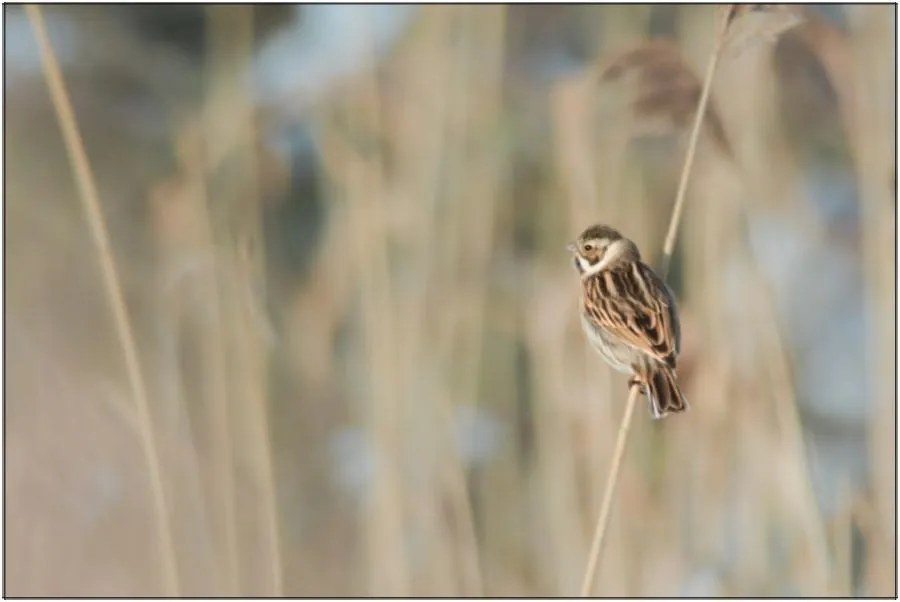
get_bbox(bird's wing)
[583,262,679,366]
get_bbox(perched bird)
[568,224,688,418]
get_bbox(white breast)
[580,313,636,374]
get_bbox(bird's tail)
[637,364,688,419]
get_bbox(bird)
[567,224,688,418]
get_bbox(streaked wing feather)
[584,263,678,364]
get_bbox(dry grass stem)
[581,7,730,596]
[661,7,730,275]
[202,7,284,594]
[579,384,640,596]
[848,9,895,595]
[741,233,831,590]
[24,4,180,595]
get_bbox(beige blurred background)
[5,4,896,597]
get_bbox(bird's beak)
[566,242,576,253]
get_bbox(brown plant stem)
[25,4,180,596]
[733,210,831,592]
[580,7,730,596]
[579,383,640,597]
[661,8,730,277]
[202,6,284,594]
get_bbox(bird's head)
[567,224,639,276]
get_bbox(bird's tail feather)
[639,365,688,419]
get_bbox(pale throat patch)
[575,254,592,273]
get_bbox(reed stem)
[579,384,640,596]
[580,7,729,596]
[661,8,729,276]
[25,5,180,595]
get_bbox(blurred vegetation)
[5,4,895,596]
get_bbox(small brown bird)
[568,224,688,418]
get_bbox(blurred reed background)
[4,4,895,597]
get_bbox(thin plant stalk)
[390,9,460,592]
[25,4,180,595]
[660,7,730,276]
[321,50,410,593]
[738,224,832,591]
[202,6,283,594]
[434,7,506,593]
[848,8,895,595]
[579,384,639,596]
[580,7,730,596]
